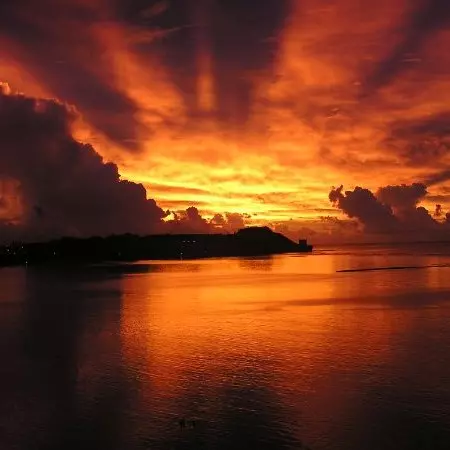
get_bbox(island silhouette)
[0,227,313,267]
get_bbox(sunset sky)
[1,0,450,243]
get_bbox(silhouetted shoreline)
[0,227,313,267]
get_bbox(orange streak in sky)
[194,0,215,112]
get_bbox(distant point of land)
[0,227,313,267]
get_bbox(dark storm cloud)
[362,0,450,95]
[375,184,437,231]
[376,183,427,210]
[330,183,443,237]
[329,185,398,233]
[0,0,142,149]
[0,85,166,240]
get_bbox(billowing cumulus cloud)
[376,183,427,212]
[165,206,212,234]
[376,183,439,230]
[329,182,447,240]
[164,208,247,234]
[329,186,397,234]
[0,84,167,241]
[210,212,246,232]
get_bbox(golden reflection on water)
[118,253,450,448]
[3,252,450,449]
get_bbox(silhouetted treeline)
[0,227,312,267]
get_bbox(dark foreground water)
[2,244,450,449]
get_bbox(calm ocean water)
[2,244,450,449]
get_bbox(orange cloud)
[1,0,450,242]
